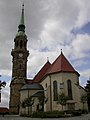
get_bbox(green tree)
[57,93,68,111]
[22,96,34,116]
[85,79,90,111]
[38,92,48,111]
[0,81,6,88]
[80,94,87,110]
[0,78,6,102]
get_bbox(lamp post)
[0,75,6,102]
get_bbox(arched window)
[24,41,26,48]
[19,64,22,69]
[53,81,58,101]
[67,80,73,100]
[15,41,18,47]
[15,41,16,47]
[20,40,22,48]
[45,83,47,88]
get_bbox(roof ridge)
[33,61,51,83]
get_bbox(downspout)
[49,75,52,111]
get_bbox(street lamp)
[0,75,6,102]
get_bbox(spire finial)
[61,49,63,54]
[22,2,24,8]
[20,3,24,25]
[47,57,49,62]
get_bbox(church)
[9,5,88,115]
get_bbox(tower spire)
[20,3,24,25]
[18,3,25,32]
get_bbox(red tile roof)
[26,79,33,84]
[33,61,51,83]
[27,52,79,83]
[48,52,79,76]
[0,107,9,113]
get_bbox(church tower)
[9,4,29,114]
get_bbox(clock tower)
[9,4,29,114]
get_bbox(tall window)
[19,64,22,69]
[24,41,26,48]
[67,80,73,100]
[53,81,58,101]
[20,40,22,48]
[15,41,18,47]
[45,83,47,88]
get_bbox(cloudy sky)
[0,0,90,108]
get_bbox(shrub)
[72,110,82,116]
[64,110,82,117]
[32,111,45,118]
[81,109,88,114]
[31,111,65,118]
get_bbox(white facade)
[41,72,88,111]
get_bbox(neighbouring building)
[0,107,9,115]
[9,4,88,115]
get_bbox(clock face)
[19,53,23,57]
